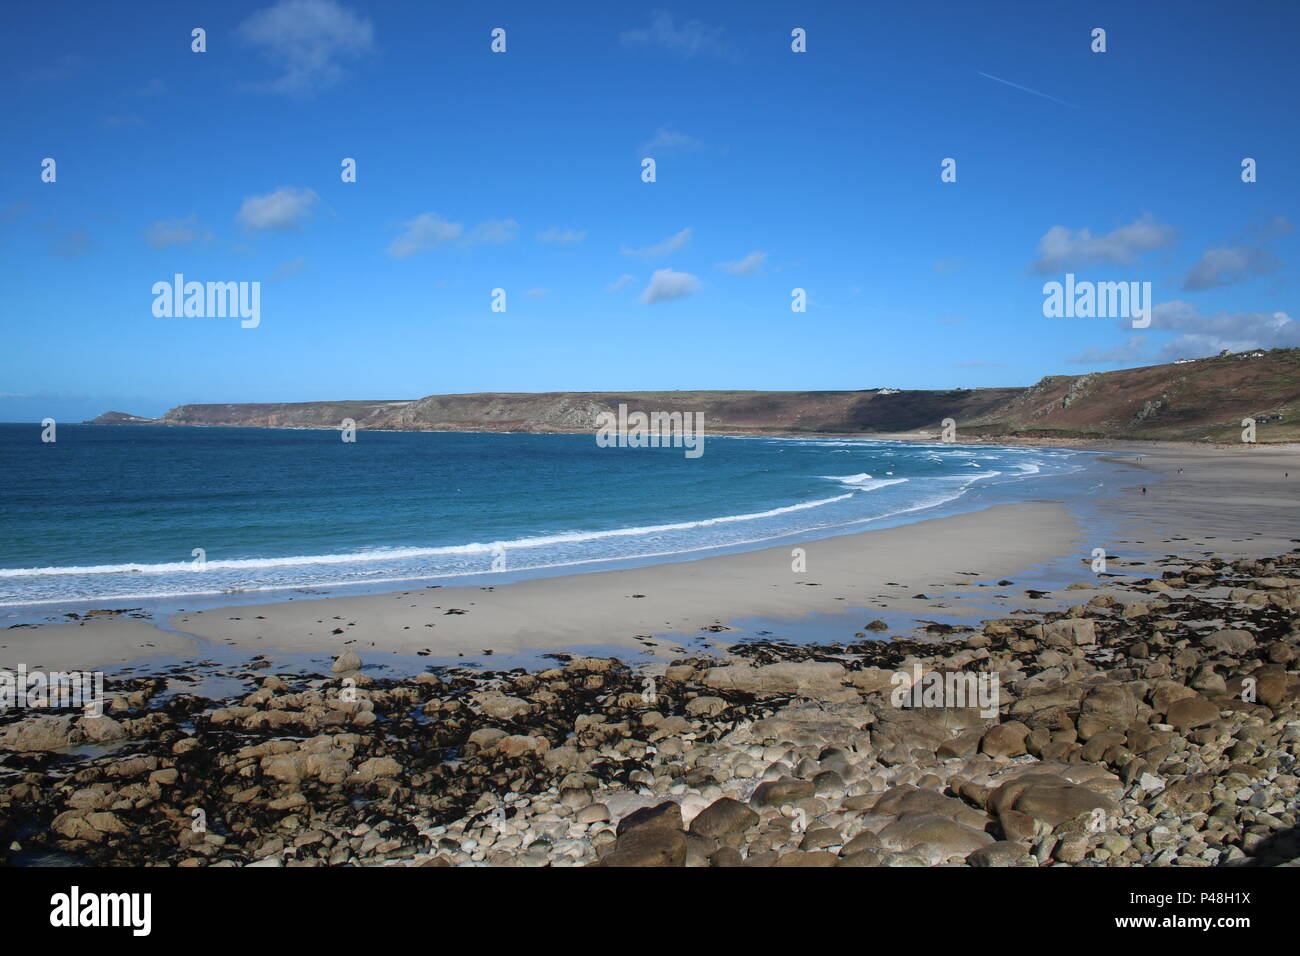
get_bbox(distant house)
[876,388,901,395]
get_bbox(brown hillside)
[88,349,1300,443]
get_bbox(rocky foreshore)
[2,552,1298,868]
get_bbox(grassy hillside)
[967,348,1300,442]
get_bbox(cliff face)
[91,389,1030,435]
[88,348,1300,442]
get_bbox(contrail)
[977,71,1079,109]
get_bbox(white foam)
[0,494,855,579]
[818,473,910,491]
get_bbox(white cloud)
[237,186,320,231]
[146,214,212,248]
[463,218,519,246]
[1032,214,1176,274]
[1148,300,1300,359]
[640,125,701,155]
[717,250,766,275]
[525,288,550,299]
[537,226,586,244]
[620,12,731,58]
[53,231,92,259]
[22,53,83,86]
[622,226,692,258]
[1182,246,1281,291]
[238,0,374,95]
[607,274,634,292]
[1242,215,1294,241]
[640,268,701,304]
[1067,336,1147,365]
[387,213,463,258]
[271,257,307,280]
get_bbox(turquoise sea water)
[0,424,1092,610]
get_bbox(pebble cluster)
[1,553,1297,867]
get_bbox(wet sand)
[0,617,197,672]
[164,500,1081,661]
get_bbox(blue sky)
[2,0,1298,421]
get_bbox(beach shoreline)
[3,440,1296,674]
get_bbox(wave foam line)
[819,473,910,491]
[0,494,854,578]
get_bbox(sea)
[0,423,1101,617]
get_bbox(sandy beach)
[4,441,1296,673]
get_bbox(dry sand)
[4,441,1296,673]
